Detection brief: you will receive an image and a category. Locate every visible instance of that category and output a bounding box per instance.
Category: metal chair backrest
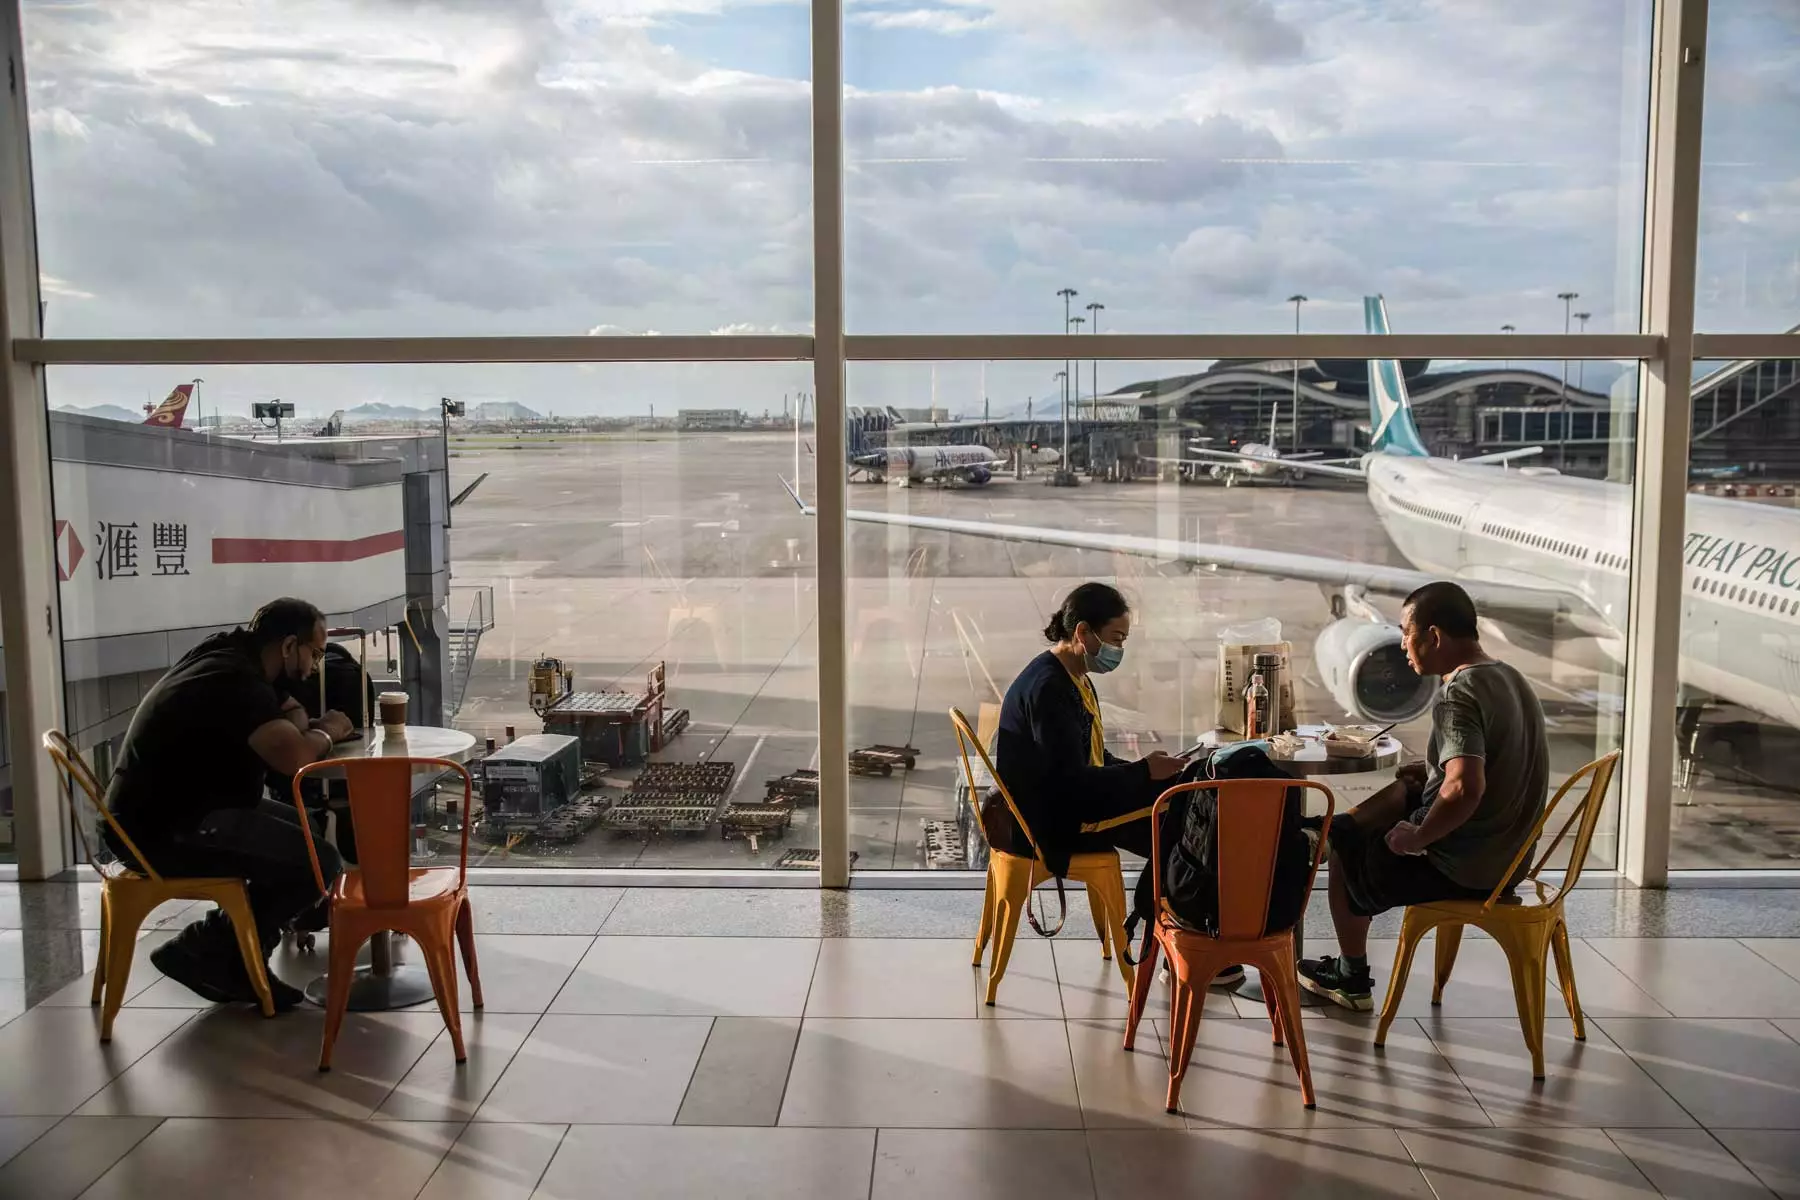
[293,755,473,909]
[1148,777,1335,940]
[1482,749,1620,910]
[949,706,1047,870]
[42,730,160,882]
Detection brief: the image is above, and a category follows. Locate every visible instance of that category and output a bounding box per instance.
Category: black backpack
[1125,743,1312,958]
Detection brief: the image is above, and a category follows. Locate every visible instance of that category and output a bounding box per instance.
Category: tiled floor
[0,882,1796,1198]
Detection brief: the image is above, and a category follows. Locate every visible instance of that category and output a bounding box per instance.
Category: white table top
[314,725,477,776]
[1200,725,1405,775]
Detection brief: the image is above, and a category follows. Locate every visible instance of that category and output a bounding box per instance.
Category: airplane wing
[1182,448,1369,481]
[1460,447,1543,466]
[780,477,1577,622]
[917,459,1008,478]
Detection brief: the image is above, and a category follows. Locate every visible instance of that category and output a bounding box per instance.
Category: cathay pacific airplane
[788,296,1800,732]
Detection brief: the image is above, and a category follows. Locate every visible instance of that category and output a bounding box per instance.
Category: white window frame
[4,0,1798,886]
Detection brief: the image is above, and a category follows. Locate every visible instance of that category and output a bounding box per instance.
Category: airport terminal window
[844,357,1636,872]
[843,3,1652,335]
[43,363,820,872]
[22,1,812,339]
[1674,362,1800,868]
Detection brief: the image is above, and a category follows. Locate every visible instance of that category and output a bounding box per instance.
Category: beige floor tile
[1052,941,1238,1024]
[1089,1127,1436,1199]
[1423,1017,1695,1128]
[533,1125,875,1200]
[0,1116,161,1200]
[1170,1011,1490,1129]
[1587,939,1800,1018]
[416,1121,567,1200]
[41,930,170,1008]
[1067,1018,1183,1129]
[77,1006,440,1120]
[873,1128,1096,1200]
[781,1017,1082,1128]
[0,1005,192,1116]
[676,1015,801,1126]
[1399,1128,1663,1200]
[550,935,818,1016]
[1367,936,1532,1020]
[1745,940,1800,984]
[449,934,590,1012]
[1596,1017,1800,1129]
[472,1013,712,1123]
[0,1116,58,1166]
[810,938,987,1018]
[375,1010,539,1122]
[1713,1130,1800,1199]
[1557,939,1672,1018]
[1605,1128,1778,1200]
[978,935,1067,1019]
[77,1117,460,1200]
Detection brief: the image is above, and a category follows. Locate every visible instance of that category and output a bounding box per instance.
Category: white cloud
[850,8,993,35]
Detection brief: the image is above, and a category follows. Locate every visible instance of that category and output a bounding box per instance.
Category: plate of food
[1322,723,1386,758]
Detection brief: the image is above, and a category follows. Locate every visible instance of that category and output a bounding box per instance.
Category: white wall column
[811,0,850,887]
[0,1,66,879]
[1621,0,1707,886]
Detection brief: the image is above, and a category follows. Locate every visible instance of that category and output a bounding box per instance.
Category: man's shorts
[1327,816,1491,918]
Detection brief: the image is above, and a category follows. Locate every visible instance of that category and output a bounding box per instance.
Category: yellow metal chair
[950,707,1134,1007]
[44,731,275,1040]
[1374,750,1620,1079]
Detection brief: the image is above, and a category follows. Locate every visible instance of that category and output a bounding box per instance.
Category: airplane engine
[964,466,992,485]
[1313,618,1437,724]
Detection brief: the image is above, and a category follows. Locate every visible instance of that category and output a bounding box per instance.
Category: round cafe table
[1192,726,1406,1006]
[302,724,477,1012]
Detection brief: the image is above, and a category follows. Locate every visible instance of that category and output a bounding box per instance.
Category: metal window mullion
[0,4,66,879]
[844,333,1659,362]
[811,0,850,889]
[1621,0,1707,888]
[15,334,815,365]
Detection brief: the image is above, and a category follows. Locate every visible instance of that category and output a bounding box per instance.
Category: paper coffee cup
[378,691,409,730]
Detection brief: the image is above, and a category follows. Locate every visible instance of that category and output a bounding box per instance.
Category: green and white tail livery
[1363,295,1431,459]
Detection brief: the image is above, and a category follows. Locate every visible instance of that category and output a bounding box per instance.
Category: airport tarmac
[444,430,1795,872]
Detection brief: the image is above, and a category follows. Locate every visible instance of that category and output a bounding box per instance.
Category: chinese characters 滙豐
[93,520,191,581]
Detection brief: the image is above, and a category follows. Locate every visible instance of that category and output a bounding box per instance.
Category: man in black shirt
[106,597,355,1008]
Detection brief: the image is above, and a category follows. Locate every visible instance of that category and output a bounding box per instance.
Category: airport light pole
[1287,295,1307,449]
[1057,287,1078,429]
[1086,301,1104,420]
[1501,323,1515,371]
[1557,291,1578,468]
[441,397,466,528]
[1054,370,1069,467]
[1574,312,1592,392]
[1068,314,1086,414]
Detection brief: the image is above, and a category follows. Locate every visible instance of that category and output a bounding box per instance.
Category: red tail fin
[142,383,193,428]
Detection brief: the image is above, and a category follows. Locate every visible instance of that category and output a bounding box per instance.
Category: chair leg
[455,898,484,1010]
[1261,968,1285,1047]
[1432,923,1465,1005]
[1375,909,1433,1048]
[1550,922,1584,1041]
[1494,923,1551,1080]
[1104,875,1135,995]
[984,864,1031,1007]
[1263,950,1316,1109]
[217,889,276,1019]
[91,891,111,1007]
[1123,925,1159,1052]
[419,920,466,1064]
[318,929,363,1073]
[1086,883,1112,960]
[1164,970,1200,1114]
[98,891,153,1042]
[972,868,996,967]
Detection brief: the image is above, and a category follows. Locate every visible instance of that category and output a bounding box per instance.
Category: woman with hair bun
[992,582,1181,879]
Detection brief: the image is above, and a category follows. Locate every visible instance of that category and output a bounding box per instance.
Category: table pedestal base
[304,964,439,1011]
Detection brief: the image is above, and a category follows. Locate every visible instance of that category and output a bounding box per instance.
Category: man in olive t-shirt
[1298,581,1550,1011]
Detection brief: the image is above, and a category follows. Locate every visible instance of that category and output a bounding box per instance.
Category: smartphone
[1174,739,1211,761]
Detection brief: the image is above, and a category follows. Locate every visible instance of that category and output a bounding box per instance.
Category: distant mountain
[344,402,431,422]
[56,403,141,423]
[469,401,541,421]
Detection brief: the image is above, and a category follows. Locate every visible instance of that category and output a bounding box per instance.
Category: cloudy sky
[21,0,1800,416]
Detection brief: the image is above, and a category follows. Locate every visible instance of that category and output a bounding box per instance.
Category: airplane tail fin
[1362,296,1429,457]
[143,383,193,429]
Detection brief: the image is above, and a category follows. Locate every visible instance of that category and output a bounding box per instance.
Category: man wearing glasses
[104,597,355,1009]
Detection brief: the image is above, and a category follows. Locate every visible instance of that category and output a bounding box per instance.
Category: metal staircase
[446,584,494,719]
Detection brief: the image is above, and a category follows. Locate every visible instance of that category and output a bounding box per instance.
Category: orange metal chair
[950,708,1134,1007]
[292,755,483,1071]
[1123,777,1335,1113]
[43,730,275,1040]
[1374,750,1620,1079]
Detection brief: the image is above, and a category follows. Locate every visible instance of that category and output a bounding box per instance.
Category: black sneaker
[1297,955,1375,1011]
[1211,964,1247,989]
[149,939,239,1005]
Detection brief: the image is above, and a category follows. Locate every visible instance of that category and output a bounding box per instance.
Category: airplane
[787,294,1800,736]
[141,383,194,428]
[846,409,1006,486]
[1178,440,1366,486]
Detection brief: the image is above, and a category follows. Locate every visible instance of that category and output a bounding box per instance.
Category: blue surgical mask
[1086,639,1125,674]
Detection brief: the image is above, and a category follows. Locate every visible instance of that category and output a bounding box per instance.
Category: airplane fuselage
[1365,455,1800,725]
[862,444,1003,484]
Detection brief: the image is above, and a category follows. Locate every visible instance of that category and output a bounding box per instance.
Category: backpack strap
[1025,877,1067,937]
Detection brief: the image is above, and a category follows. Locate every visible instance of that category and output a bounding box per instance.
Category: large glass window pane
[47,364,817,871]
[1697,2,1800,332]
[1671,356,1800,869]
[24,2,811,338]
[845,3,1652,334]
[0,637,11,863]
[845,346,1635,872]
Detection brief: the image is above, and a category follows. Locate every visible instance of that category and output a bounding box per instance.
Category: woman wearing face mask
[991,582,1183,878]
